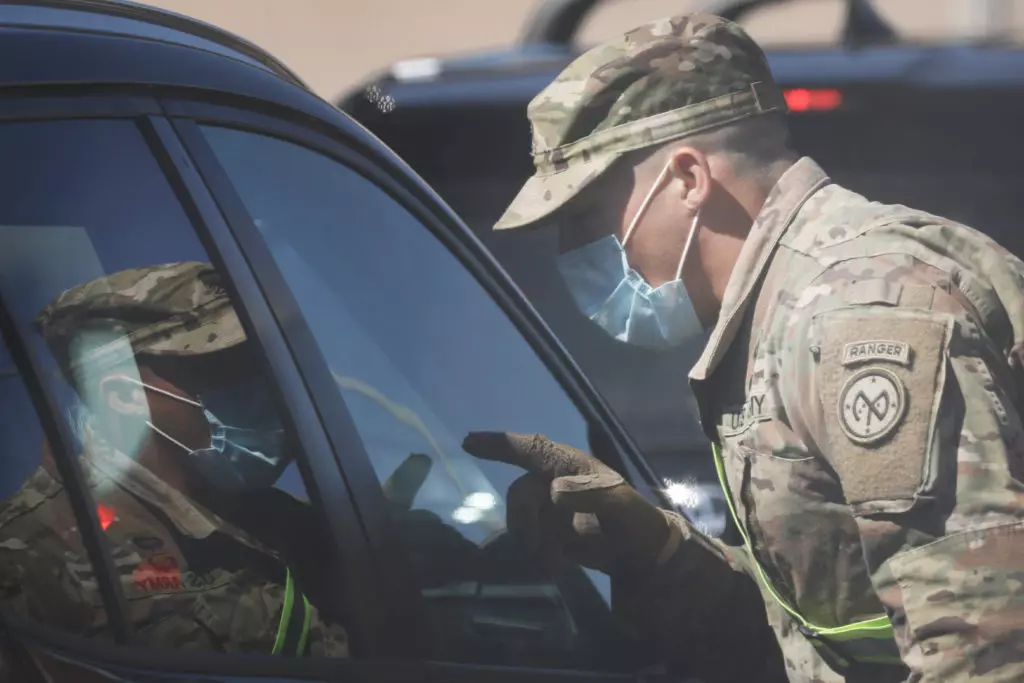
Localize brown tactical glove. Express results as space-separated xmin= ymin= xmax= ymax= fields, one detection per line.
xmin=464 ymin=433 xmax=789 ymax=683
xmin=461 ymin=432 xmax=681 ymax=577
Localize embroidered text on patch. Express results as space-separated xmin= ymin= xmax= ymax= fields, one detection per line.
xmin=720 ymin=393 xmax=771 ymax=436
xmin=838 ymin=367 xmax=907 ymax=445
xmin=841 ymin=340 xmax=911 ymax=367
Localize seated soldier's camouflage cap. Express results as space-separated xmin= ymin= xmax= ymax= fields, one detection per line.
xmin=495 ymin=13 xmax=786 ymax=231
xmin=34 ymin=261 xmax=246 ymax=380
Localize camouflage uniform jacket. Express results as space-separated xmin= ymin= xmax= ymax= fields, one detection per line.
xmin=616 ymin=157 xmax=1024 ymax=683
xmin=0 ymin=430 xmax=348 ymax=657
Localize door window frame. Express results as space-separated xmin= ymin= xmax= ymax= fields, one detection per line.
xmin=167 ymin=99 xmax=672 ymax=672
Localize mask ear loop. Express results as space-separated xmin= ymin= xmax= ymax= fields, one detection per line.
xmin=108 ymin=374 xmax=203 ymax=454
xmin=112 ymin=374 xmax=203 ymax=408
xmin=622 ymin=162 xmax=673 ymax=249
xmin=674 ymin=208 xmax=702 ymax=282
xmin=146 ymin=421 xmax=194 ymax=455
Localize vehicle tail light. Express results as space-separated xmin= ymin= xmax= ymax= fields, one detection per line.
xmin=784 ymin=88 xmax=843 ymax=112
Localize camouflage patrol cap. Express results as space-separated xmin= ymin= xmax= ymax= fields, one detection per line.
xmin=34 ymin=261 xmax=246 ymax=379
xmin=495 ymin=13 xmax=786 ymax=231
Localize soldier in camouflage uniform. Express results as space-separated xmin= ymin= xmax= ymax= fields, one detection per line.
xmin=0 ymin=262 xmax=348 ymax=656
xmin=463 ymin=14 xmax=1024 ymax=683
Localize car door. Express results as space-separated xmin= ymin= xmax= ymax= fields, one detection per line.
xmin=0 ymin=91 xmax=689 ymax=682
xmin=162 ymin=100 xmax=687 ymax=682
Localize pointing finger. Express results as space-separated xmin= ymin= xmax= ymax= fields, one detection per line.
xmin=462 ymin=432 xmax=605 ymax=478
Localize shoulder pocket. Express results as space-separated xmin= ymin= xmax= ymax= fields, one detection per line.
xmin=811 ymin=308 xmax=953 ymax=515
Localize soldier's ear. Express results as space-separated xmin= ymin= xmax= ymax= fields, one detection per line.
xmin=89 ymin=372 xmax=154 ymax=460
xmin=98 ymin=374 xmax=149 ymax=419
xmin=666 ymin=146 xmax=712 ymax=212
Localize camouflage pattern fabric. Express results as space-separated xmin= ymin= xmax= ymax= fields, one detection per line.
xmin=34 ymin=261 xmax=246 ymax=380
xmin=640 ymin=156 xmax=1024 ymax=682
xmin=0 ymin=426 xmax=348 ymax=657
xmin=494 ymin=13 xmax=786 ymax=230
xmin=493 ymin=8 xmax=1024 ymax=679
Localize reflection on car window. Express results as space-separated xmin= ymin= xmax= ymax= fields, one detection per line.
xmin=0 ymin=119 xmax=346 ymax=658
xmin=200 ymin=125 xmax=648 ymax=671
xmin=0 ymin=339 xmax=118 ymax=640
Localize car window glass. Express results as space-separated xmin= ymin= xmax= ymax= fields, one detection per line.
xmin=0 ymin=337 xmax=118 ymax=641
xmin=0 ymin=6 xmax=275 ymax=74
xmin=200 ymin=124 xmax=650 ymax=672
xmin=0 ymin=118 xmax=346 ymax=658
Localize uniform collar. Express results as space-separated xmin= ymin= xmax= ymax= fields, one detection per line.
xmin=689 ymin=157 xmax=831 ymax=382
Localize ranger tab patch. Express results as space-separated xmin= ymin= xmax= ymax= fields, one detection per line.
xmin=841 ymin=340 xmax=911 ymax=367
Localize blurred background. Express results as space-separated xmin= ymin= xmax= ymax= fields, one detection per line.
xmin=145 ymin=0 xmax=1024 ymax=101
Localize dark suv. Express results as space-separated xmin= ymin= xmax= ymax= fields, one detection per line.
xmin=0 ymin=1 xmax=706 ymax=681
xmin=339 ymin=0 xmax=1024 ymax=536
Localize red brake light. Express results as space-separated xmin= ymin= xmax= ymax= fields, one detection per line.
xmin=784 ymin=88 xmax=842 ymax=112
xmin=97 ymin=504 xmax=116 ymax=531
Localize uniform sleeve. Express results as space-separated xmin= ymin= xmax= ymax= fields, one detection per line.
xmin=788 ymin=288 xmax=1024 ymax=682
xmin=0 ymin=467 xmax=103 ymax=635
xmin=612 ymin=511 xmax=788 ymax=682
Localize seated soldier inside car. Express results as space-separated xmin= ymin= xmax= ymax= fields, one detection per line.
xmin=0 ymin=261 xmax=347 ymax=656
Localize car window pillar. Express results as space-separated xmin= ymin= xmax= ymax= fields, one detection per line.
xmin=0 ymin=290 xmax=132 ymax=644
xmin=152 ymin=114 xmax=425 ymax=659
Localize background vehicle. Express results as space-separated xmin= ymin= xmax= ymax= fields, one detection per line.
xmin=340 ymin=0 xmax=1024 ymax=536
xmin=0 ymin=1 xmax=724 ymax=680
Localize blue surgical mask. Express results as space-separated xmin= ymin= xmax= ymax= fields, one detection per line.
xmin=557 ymin=163 xmax=706 ymax=349
xmin=124 ymin=376 xmax=291 ymax=492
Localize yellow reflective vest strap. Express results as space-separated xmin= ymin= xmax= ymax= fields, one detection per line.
xmin=272 ymin=568 xmax=313 ymax=656
xmin=711 ymin=442 xmax=901 ymax=670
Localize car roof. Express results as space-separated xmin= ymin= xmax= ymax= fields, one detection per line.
xmin=2 ymin=0 xmax=307 ymax=82
xmin=0 ymin=1 xmax=459 ymax=245
xmin=0 ymin=2 xmax=351 ymax=128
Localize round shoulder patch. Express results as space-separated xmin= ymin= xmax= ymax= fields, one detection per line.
xmin=837 ymin=367 xmax=907 ymax=445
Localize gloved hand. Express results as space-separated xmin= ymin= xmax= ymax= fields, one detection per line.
xmin=461 ymin=432 xmax=681 ymax=577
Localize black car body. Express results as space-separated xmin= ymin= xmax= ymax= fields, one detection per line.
xmin=0 ymin=1 xmax=708 ymax=681
xmin=339 ymin=0 xmax=1024 ymax=535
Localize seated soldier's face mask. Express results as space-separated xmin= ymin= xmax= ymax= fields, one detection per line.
xmin=119 ymin=375 xmax=291 ymax=492
xmin=556 ymin=162 xmax=706 ymax=349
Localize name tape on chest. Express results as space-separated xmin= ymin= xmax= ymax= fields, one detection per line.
xmin=841 ymin=339 xmax=911 ymax=367
xmin=720 ymin=393 xmax=772 ymax=437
